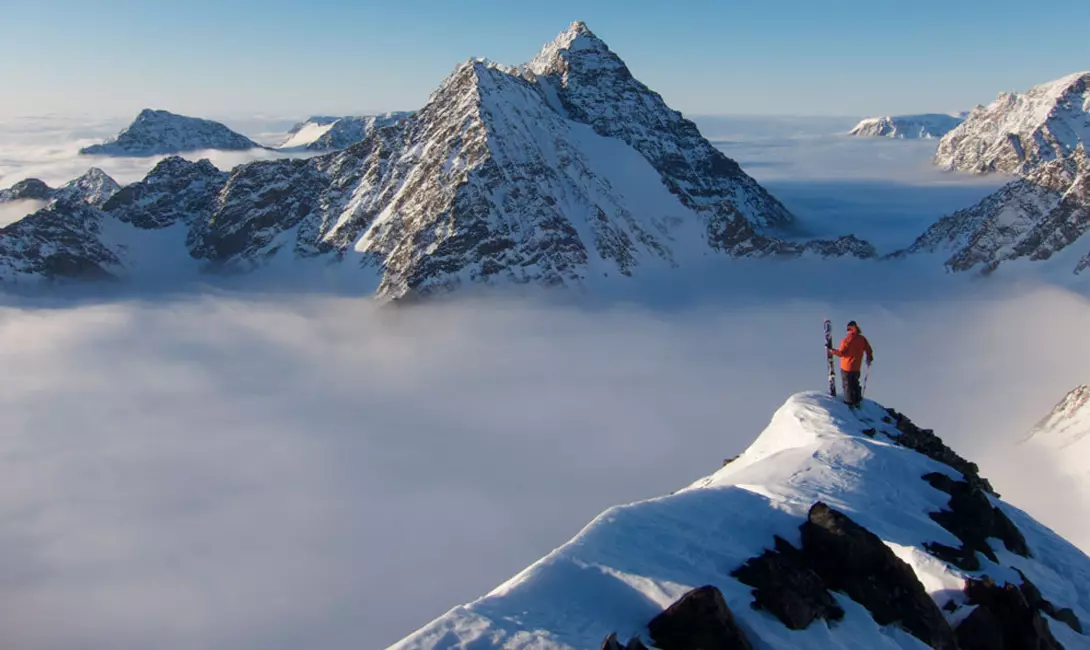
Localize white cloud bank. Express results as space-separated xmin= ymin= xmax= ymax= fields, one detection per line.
xmin=0 ymin=287 xmax=1087 ymax=649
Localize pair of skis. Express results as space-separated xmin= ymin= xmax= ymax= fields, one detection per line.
xmin=825 ymin=318 xmax=869 ymax=399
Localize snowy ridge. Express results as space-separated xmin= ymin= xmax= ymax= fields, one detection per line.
xmin=1 ymin=22 xmax=873 ymax=298
xmin=278 ymin=116 xmax=340 ymax=148
xmin=391 ymin=393 xmax=1090 ymax=649
xmin=849 ymin=114 xmax=964 ymax=139
xmin=935 ymin=72 xmax=1090 ymax=175
xmin=1026 ymin=385 xmax=1090 ymax=451
xmin=0 ymin=168 xmax=121 ymax=208
xmin=901 ymin=145 xmax=1090 ymax=274
xmin=80 ymin=109 xmax=264 ymax=156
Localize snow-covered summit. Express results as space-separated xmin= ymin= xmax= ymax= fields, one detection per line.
xmin=392 ymin=392 xmax=1090 ymax=649
xmin=80 ymin=109 xmax=264 ymax=156
xmin=935 ymin=71 xmax=1090 ymax=175
xmin=0 ymin=168 xmax=121 ymax=208
xmin=849 ymin=114 xmax=964 ymax=139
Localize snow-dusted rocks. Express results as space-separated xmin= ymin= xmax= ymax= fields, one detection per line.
xmin=278 ymin=115 xmax=341 ymax=148
xmin=901 ymin=145 xmax=1090 ymax=273
xmin=79 ymin=109 xmax=264 ymax=156
xmin=0 ymin=168 xmax=121 ymax=208
xmin=2 ymin=21 xmax=872 ymax=297
xmin=849 ymin=114 xmax=964 ymax=139
xmin=389 ymin=393 xmax=1090 ymax=650
xmin=0 ymin=201 xmax=124 ymax=283
xmin=935 ymin=72 xmax=1090 ymax=175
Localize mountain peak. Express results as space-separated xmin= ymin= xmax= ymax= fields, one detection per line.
xmin=527 ymin=20 xmax=614 ymax=76
xmin=1027 ymin=384 xmax=1090 ymax=449
xmin=80 ymin=109 xmax=262 ymax=157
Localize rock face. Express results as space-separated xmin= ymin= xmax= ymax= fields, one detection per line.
xmin=849 ymin=114 xmax=964 ymax=139
xmin=935 ymin=71 xmax=1090 ymax=175
xmin=900 ymin=144 xmax=1090 ymax=274
xmin=0 ymin=201 xmax=124 ymax=282
xmin=389 ymin=393 xmax=1090 ymax=650
xmin=1027 ymin=384 xmax=1090 ymax=449
xmin=80 ymin=109 xmax=263 ymax=156
xmin=2 ymin=22 xmax=873 ymax=296
xmin=647 ymin=586 xmax=753 ymax=650
xmin=0 ymin=169 xmax=121 ymax=209
xmin=957 ymin=576 xmax=1065 ymax=649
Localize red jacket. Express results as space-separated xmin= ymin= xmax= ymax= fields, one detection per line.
xmin=833 ymin=325 xmax=873 ymax=372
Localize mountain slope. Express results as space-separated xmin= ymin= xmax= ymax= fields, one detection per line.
xmin=1 ymin=22 xmax=874 ymax=297
xmin=278 ymin=113 xmax=414 ymax=150
xmin=391 ymin=393 xmax=1090 ymax=650
xmin=900 ymin=145 xmax=1090 ymax=274
xmin=1024 ymin=386 xmax=1090 ymax=491
xmin=849 ymin=114 xmax=964 ymax=139
xmin=0 ymin=168 xmax=121 ymax=208
xmin=80 ymin=109 xmax=264 ymax=156
xmin=935 ymin=72 xmax=1090 ymax=175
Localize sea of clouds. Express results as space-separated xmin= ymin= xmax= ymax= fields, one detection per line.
xmin=0 ymin=114 xmax=1086 ymax=649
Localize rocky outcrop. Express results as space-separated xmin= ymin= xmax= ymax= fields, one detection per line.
xmin=922 ymin=472 xmax=1029 ymax=571
xmin=600 ymin=632 xmax=649 ymax=650
xmin=956 ymin=576 xmax=1065 ymax=649
xmin=80 ymin=109 xmax=263 ymax=156
xmin=882 ymin=408 xmax=996 ymax=494
xmin=647 ymin=586 xmax=753 ymax=650
xmin=731 ymin=535 xmax=845 ymax=629
xmin=849 ymin=114 xmax=963 ymax=139
xmin=935 ymin=71 xmax=1090 ymax=175
xmin=0 ymin=178 xmax=52 ymax=202
xmin=103 ymin=157 xmax=227 ymax=229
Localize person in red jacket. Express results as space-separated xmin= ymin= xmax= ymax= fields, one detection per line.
xmin=829 ymin=320 xmax=873 ymax=407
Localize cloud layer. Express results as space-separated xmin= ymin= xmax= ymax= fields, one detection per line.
xmin=0 ymin=287 xmax=1087 ymax=649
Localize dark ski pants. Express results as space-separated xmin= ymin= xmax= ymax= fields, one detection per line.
xmin=842 ymin=370 xmax=862 ymax=407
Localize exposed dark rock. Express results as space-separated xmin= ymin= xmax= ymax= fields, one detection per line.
xmin=1015 ymin=569 xmax=1083 ymax=634
xmin=731 ymin=535 xmax=844 ymax=629
xmin=922 ymin=472 xmax=1030 ymax=565
xmin=801 ymin=503 xmax=958 ymax=650
xmin=923 ymin=540 xmax=981 ymax=571
xmin=960 ymin=576 xmax=1064 ymax=649
xmin=884 ymin=408 xmax=996 ymax=495
xmin=0 ymin=201 xmax=123 ymax=281
xmin=602 ymin=633 xmax=649 ymax=650
xmin=0 ymin=178 xmax=52 ymax=201
xmin=956 ymin=605 xmax=1008 ymax=650
xmin=943 ymin=599 xmax=959 ymax=614
xmin=862 ymin=427 xmax=877 ymax=437
xmin=647 ymin=585 xmax=753 ymax=650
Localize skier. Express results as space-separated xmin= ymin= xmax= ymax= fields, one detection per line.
xmin=828 ymin=320 xmax=873 ymax=408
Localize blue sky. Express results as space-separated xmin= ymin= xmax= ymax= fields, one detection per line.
xmin=1 ymin=0 xmax=1087 ymax=119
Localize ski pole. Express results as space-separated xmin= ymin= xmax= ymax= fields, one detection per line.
xmin=862 ymin=364 xmax=870 ymax=397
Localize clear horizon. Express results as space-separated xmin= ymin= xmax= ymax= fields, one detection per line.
xmin=2 ymin=0 xmax=1088 ymax=119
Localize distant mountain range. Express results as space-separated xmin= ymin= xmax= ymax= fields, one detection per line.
xmin=80 ymin=109 xmax=265 ymax=156
xmin=4 ymin=32 xmax=1090 ymax=294
xmin=849 ymin=114 xmax=964 ymax=139
xmin=0 ymin=21 xmax=873 ymax=294
xmin=0 ymin=168 xmax=120 ymax=208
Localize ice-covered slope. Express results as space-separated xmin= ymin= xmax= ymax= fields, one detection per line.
xmin=0 ymin=168 xmax=121 ymax=208
xmin=1 ymin=22 xmax=874 ymax=298
xmin=901 ymin=145 xmax=1090 ymax=274
xmin=80 ymin=109 xmax=264 ymax=156
xmin=849 ymin=114 xmax=964 ymax=139
xmin=278 ymin=115 xmax=340 ymax=148
xmin=1025 ymin=385 xmax=1090 ymax=487
xmin=392 ymin=392 xmax=1090 ymax=650
xmin=935 ymin=72 xmax=1090 ymax=175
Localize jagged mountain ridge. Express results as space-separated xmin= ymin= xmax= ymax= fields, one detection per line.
xmin=849 ymin=114 xmax=964 ymax=139
xmin=0 ymin=168 xmax=121 ymax=208
xmin=390 ymin=393 xmax=1090 ymax=650
xmin=935 ymin=72 xmax=1090 ymax=175
xmin=79 ymin=109 xmax=264 ymax=156
xmin=1 ymin=22 xmax=875 ymax=297
xmin=1028 ymin=385 xmax=1090 ymax=450
xmin=899 ymin=145 xmax=1090 ymax=274
xmin=278 ymin=112 xmax=414 ymax=150
xmin=849 ymin=114 xmax=963 ymax=139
